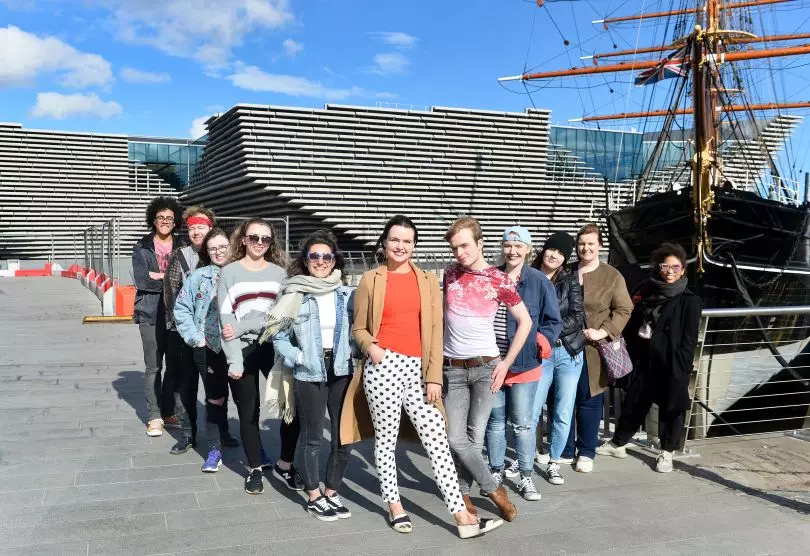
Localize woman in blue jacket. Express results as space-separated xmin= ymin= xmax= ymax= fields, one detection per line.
xmin=484 ymin=226 xmax=562 ymax=501
xmin=271 ymin=230 xmax=354 ymax=522
xmin=173 ymin=228 xmax=235 ymax=473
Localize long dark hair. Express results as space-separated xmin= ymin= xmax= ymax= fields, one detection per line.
xmin=288 ymin=229 xmax=345 ymax=282
xmin=374 ymin=215 xmax=419 ymax=262
xmin=197 ymin=228 xmax=230 ymax=268
xmin=229 ymin=218 xmax=286 ymax=265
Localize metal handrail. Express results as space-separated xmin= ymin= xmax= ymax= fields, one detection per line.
xmin=701 ymin=306 xmax=810 ymax=317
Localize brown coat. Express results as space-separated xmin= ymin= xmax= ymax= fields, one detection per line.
xmin=339 ymin=262 xmax=445 ymax=445
xmin=580 ymin=263 xmax=633 ymax=396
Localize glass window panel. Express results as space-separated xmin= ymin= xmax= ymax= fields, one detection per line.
xmin=157 ymin=144 xmax=169 ymax=161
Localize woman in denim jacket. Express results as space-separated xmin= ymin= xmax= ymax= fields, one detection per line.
xmin=272 ymin=230 xmax=354 ymax=522
xmin=173 ymin=228 xmax=237 ymax=473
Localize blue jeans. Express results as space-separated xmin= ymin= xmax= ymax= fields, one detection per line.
xmin=484 ymin=379 xmax=538 ymax=475
xmin=532 ymin=344 xmax=583 ymax=461
xmin=561 ymin=357 xmax=604 ymax=460
xmin=444 ymin=361 xmax=499 ymax=495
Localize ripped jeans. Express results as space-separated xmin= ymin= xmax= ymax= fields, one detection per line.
xmin=485 ymin=379 xmax=540 ymax=477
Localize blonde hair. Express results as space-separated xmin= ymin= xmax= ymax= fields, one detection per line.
xmin=444 ymin=216 xmax=483 ymax=243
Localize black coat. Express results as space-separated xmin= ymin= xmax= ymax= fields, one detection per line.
xmin=622 ymin=286 xmax=703 ymax=413
xmin=132 ymin=231 xmax=184 ymax=325
xmin=553 ymin=269 xmax=586 ymax=356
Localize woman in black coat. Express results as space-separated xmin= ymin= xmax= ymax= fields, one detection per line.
xmin=595 ymin=242 xmax=702 ymax=473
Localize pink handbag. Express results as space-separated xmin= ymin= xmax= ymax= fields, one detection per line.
xmin=597 ymin=336 xmax=633 ymax=380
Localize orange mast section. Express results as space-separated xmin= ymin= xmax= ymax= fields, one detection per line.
xmin=499 ymin=44 xmax=810 ymax=81
xmin=574 ymin=101 xmax=810 ymax=122
xmin=585 ymin=33 xmax=810 ymax=61
xmin=594 ymin=0 xmax=793 ymax=26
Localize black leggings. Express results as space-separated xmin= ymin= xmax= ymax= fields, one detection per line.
xmin=235 ymin=342 xmax=300 ymax=469
xmin=612 ymin=372 xmax=686 ymax=453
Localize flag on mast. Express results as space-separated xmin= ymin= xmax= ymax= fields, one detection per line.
xmin=634 ymin=45 xmax=689 ymax=86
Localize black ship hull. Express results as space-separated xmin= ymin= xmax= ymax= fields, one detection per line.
xmin=607 ymin=186 xmax=810 ymax=437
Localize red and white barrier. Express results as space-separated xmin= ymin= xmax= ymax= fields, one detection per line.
xmin=1 ymin=262 xmax=133 ymax=317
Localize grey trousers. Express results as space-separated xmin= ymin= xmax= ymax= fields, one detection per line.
xmin=139 ymin=323 xmax=172 ymax=421
xmin=444 ymin=360 xmax=500 ymax=495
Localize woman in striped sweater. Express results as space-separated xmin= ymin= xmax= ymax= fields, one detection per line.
xmin=218 ymin=218 xmax=301 ymax=494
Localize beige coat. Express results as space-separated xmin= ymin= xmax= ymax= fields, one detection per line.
xmin=339 ymin=262 xmax=445 ymax=445
xmin=580 ymin=263 xmax=633 ymax=397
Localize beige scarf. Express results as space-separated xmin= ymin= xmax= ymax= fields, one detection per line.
xmin=264 ymin=355 xmax=295 ymax=424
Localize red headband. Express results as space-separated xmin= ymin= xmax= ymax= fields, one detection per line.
xmin=186 ymin=216 xmax=212 ymax=227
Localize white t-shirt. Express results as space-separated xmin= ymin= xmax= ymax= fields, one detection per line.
xmin=315 ymin=291 xmax=337 ymax=349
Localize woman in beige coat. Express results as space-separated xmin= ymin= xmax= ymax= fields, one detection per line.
xmin=340 ymin=215 xmax=500 ymax=539
xmin=561 ymin=223 xmax=632 ymax=473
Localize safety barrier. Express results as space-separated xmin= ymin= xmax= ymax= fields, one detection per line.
xmin=681 ymin=306 xmax=810 ymax=447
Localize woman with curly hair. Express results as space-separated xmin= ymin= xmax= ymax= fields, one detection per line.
xmin=271 ymin=230 xmax=354 ymax=521
xmin=132 ymin=195 xmax=183 ymax=437
xmin=596 ymin=242 xmax=702 ymax=473
xmin=218 ymin=218 xmax=301 ymax=494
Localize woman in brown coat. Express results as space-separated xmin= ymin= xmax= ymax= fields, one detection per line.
xmin=560 ymin=223 xmax=633 ymax=473
xmin=340 ymin=215 xmax=499 ymax=539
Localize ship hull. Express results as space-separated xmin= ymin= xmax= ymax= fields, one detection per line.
xmin=607 ymin=187 xmax=810 ymax=436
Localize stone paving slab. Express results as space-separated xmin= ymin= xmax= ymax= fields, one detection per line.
xmin=1 ymin=277 xmax=809 ymax=555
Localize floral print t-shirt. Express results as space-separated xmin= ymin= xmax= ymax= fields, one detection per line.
xmin=443 ymin=263 xmax=522 ymax=358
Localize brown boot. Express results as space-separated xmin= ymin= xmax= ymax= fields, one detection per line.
xmin=462 ymin=494 xmax=478 ymax=517
xmin=488 ymin=485 xmax=517 ymax=521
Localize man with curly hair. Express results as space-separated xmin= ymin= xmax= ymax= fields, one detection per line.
xmin=133 ymin=196 xmax=184 ymax=437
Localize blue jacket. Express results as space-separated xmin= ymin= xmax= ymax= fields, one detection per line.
xmin=273 ymin=287 xmax=353 ymax=381
xmin=174 ymin=265 xmax=221 ymax=352
xmin=500 ymin=264 xmax=563 ymax=373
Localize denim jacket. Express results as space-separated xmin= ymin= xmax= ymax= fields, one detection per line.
xmin=174 ymin=265 xmax=221 ymax=352
xmin=273 ymin=286 xmax=353 ymax=381
xmin=499 ymin=264 xmax=563 ymax=373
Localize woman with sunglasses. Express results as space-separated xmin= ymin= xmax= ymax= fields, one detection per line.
xmin=218 ymin=219 xmax=300 ymax=494
xmin=596 ymin=242 xmax=701 ymax=473
xmin=173 ymin=228 xmax=237 ymax=472
xmin=269 ymin=230 xmax=354 ymax=521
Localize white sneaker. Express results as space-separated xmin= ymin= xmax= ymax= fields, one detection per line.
xmin=546 ymin=463 xmax=565 ymax=485
xmin=595 ymin=440 xmax=628 ymax=459
xmin=555 ymin=456 xmax=574 ymax=465
xmin=574 ymin=456 xmax=593 ymax=473
xmin=517 ymin=475 xmax=542 ymax=501
xmin=535 ymin=451 xmax=550 ymax=465
xmin=504 ymin=459 xmax=521 ymax=478
xmin=655 ymin=451 xmax=674 ymax=473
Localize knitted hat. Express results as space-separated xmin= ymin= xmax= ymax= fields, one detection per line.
xmin=541 ymin=231 xmax=575 ymax=261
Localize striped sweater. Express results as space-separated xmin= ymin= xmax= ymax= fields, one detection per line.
xmin=217 ymin=260 xmax=286 ymax=373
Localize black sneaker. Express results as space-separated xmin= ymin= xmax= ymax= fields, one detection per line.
xmin=307 ymin=496 xmax=339 ymax=522
xmin=245 ymin=469 xmax=264 ymax=494
xmin=325 ymin=494 xmax=352 ymax=519
xmin=221 ymin=433 xmax=240 ymax=448
xmin=169 ymin=436 xmax=195 ymax=455
xmin=272 ymin=464 xmax=304 ymax=491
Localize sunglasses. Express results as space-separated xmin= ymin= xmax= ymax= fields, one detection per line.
xmin=246 ymin=234 xmax=272 ymax=245
xmin=659 ymin=263 xmax=683 ymax=273
xmin=307 ymin=252 xmax=335 ymax=263
xmin=207 ymin=245 xmax=229 ymax=255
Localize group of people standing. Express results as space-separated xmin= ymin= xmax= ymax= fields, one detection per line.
xmin=132 ymin=196 xmax=702 ymax=539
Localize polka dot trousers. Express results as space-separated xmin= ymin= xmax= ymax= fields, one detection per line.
xmin=363 ymin=350 xmax=466 ymax=515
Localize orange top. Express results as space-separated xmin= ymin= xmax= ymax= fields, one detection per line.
xmin=377 ymin=270 xmax=422 ymax=358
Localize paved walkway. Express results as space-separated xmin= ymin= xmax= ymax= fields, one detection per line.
xmin=1 ymin=277 xmax=809 ymax=555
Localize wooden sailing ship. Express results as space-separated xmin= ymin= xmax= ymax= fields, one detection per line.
xmin=501 ymin=0 xmax=810 ymax=436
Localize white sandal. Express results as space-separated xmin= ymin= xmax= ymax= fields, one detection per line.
xmin=388 ymin=512 xmax=412 ymax=533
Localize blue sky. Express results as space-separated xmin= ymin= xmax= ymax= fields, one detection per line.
xmin=2 ymin=0 xmax=810 ymax=179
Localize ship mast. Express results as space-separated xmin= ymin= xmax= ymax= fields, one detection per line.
xmin=499 ymin=0 xmax=810 ymax=273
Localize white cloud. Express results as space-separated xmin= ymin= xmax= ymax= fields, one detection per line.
xmin=189 ymin=115 xmax=212 ymax=139
xmin=281 ymin=38 xmax=303 ymax=58
xmin=0 ymin=25 xmax=114 ymax=89
xmin=111 ymin=0 xmax=294 ymax=68
xmin=120 ymin=67 xmax=171 ymax=84
xmin=227 ymin=63 xmax=395 ymax=101
xmin=370 ymin=52 xmax=409 ymax=76
xmin=372 ymin=32 xmax=418 ymax=49
xmin=30 ymin=92 xmax=122 ymax=120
